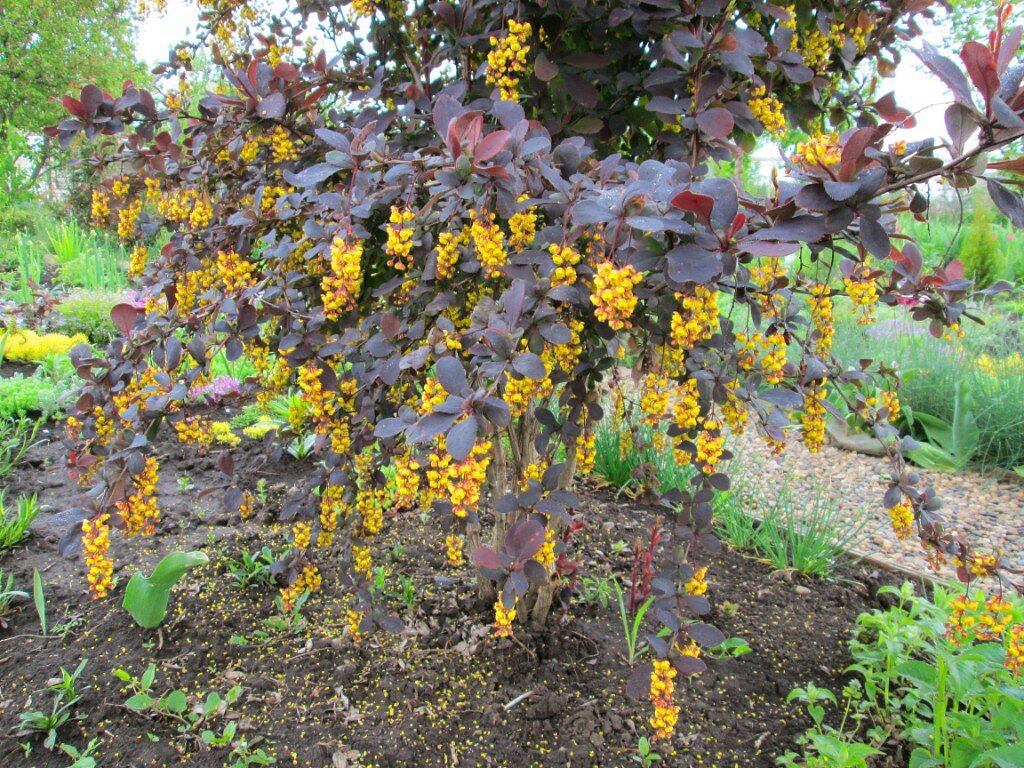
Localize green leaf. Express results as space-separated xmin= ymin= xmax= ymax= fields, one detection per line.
xmin=125 ymin=693 xmax=153 ymax=710
xmin=32 ymin=568 xmax=46 ymax=636
xmin=160 ymin=690 xmax=188 ymax=714
xmin=122 ymin=551 xmax=209 ymax=629
xmin=970 ymin=745 xmax=1024 ymax=768
xmin=140 ymin=664 xmax=156 ymax=692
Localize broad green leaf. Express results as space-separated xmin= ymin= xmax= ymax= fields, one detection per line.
xmin=122 ymin=551 xmax=208 ymax=629
xmin=160 ymin=690 xmax=188 ymax=714
xmin=125 ymin=693 xmax=153 ymax=710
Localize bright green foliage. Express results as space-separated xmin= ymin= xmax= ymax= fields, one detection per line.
xmin=56 ymin=290 xmax=122 ymax=342
xmin=0 ymin=0 xmax=144 ymax=193
xmin=47 ymin=220 xmax=128 ymax=291
xmin=0 ymin=375 xmax=65 ymax=418
xmin=784 ymin=583 xmax=1024 ymax=768
xmin=958 ymin=203 xmax=1007 ymax=288
xmin=0 ymin=492 xmax=39 ymax=550
xmin=122 ymin=551 xmax=210 ymax=629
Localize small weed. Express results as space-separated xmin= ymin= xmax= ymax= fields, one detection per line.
xmin=225 ymin=546 xmax=277 ymax=589
xmin=15 ymin=660 xmax=88 ymax=750
xmin=0 ymin=492 xmax=38 ymax=550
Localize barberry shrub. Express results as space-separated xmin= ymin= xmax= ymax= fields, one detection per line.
xmin=50 ymin=0 xmax=1024 ymax=738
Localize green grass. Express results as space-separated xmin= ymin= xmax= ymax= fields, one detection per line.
xmin=832 ymin=306 xmax=1024 ymax=472
xmin=0 ymin=493 xmax=39 ymax=550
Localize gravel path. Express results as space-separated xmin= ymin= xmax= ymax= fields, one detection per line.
xmin=727 ymin=426 xmax=1024 ymax=578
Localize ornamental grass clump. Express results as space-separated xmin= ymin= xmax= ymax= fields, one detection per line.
xmin=50 ymin=0 xmax=1024 ymax=741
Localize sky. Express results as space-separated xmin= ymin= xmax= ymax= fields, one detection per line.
xmin=135 ymin=2 xmax=951 ymax=144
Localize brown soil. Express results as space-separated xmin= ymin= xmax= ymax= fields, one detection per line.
xmin=0 ymin=433 xmax=910 ymax=768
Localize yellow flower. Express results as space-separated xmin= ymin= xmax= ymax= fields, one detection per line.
xmin=794 ymin=133 xmax=841 ymax=168
xmin=749 ymin=85 xmax=786 ymax=137
xmin=279 ymin=563 xmax=321 ymax=612
xmin=470 ymin=210 xmax=507 ymax=278
xmin=591 ymin=261 xmax=642 ymax=330
xmin=486 ymin=20 xmax=532 ymax=101
xmin=493 ymin=597 xmax=517 ymax=637
xmin=649 ymin=659 xmax=679 ymax=741
xmin=82 ymin=514 xmax=114 ymax=599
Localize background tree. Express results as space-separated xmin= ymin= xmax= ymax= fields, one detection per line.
xmin=0 ymin=0 xmax=146 ymax=197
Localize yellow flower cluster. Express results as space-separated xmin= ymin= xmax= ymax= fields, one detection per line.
xmin=576 ymin=429 xmax=596 ymax=475
xmin=685 ymin=566 xmax=708 ymax=596
xmin=129 ymin=245 xmax=148 ymax=279
xmin=649 ymin=659 xmax=679 ymax=741
xmin=211 ymin=421 xmax=241 ymax=446
xmin=2 ymin=329 xmax=88 ymax=363
xmin=91 ymin=190 xmax=110 ymax=224
xmin=799 ymin=23 xmax=846 ymax=72
xmin=347 ymin=608 xmax=365 ymax=643
xmin=549 ymin=243 xmax=582 ymax=286
xmin=144 ymin=177 xmax=161 ymax=202
xmin=640 ymin=373 xmax=670 ymax=428
xmin=509 ymin=195 xmax=538 ymax=250
xmin=880 ymin=390 xmax=900 ymax=421
xmin=592 ymin=261 xmax=642 ymax=330
xmin=493 ymin=597 xmax=517 ymax=637
xmin=357 ymin=486 xmax=386 ymax=536
xmin=888 ymin=498 xmax=913 ymax=540
xmin=695 ymin=421 xmax=725 ymax=473
xmin=82 ymin=514 xmax=114 ymax=599
xmin=470 ymin=210 xmax=507 ymax=278
xmin=736 ymin=331 xmax=786 ymax=384
xmin=673 ymin=378 xmax=701 ymax=431
xmin=750 ymin=258 xmax=786 ymax=318
xmin=426 ymin=436 xmax=492 ymax=518
xmin=942 ymin=323 xmax=966 ymax=342
xmin=239 ymin=490 xmax=254 ymax=521
xmin=808 ymin=282 xmax=834 ymax=353
xmin=280 ymin=563 xmax=322 ymax=612
xmin=243 ymin=420 xmax=278 ymax=439
xmin=350 ymin=0 xmax=375 ymax=18
xmin=721 ymin=380 xmax=748 ymax=434
xmin=216 ymin=249 xmax=256 ymax=294
xmin=386 ymin=206 xmax=416 ymax=271
xmin=849 ymin=21 xmax=873 ymax=52
xmin=446 ymin=534 xmax=464 ymax=567
xmin=323 ymin=238 xmax=364 ymax=320
xmin=486 ymin=20 xmax=532 ymax=101
xmin=844 ymin=260 xmax=879 ymax=324
xmin=976 ymin=352 xmax=1024 ymax=377
xmin=270 ymin=125 xmax=298 ymax=162
xmin=175 ymin=416 xmax=215 ymax=454
xmin=435 ymin=227 xmax=468 ymax=280
xmin=749 ymin=85 xmax=786 ymax=137
xmin=536 ymin=526 xmax=557 ymax=569
xmin=159 ymin=189 xmax=213 ymax=230
xmin=1007 ymin=624 xmax=1024 ymax=675
xmin=419 ymin=377 xmax=448 ymax=413
xmin=801 ymin=380 xmax=828 ymax=453
xmin=319 ymin=484 xmax=347 ymax=547
xmin=671 ymin=286 xmax=718 ymax=347
xmin=794 ymin=133 xmax=842 ymax=169
xmin=392 ymin=450 xmax=421 ymax=511
xmin=353 ymin=544 xmax=372 ymax=577
xmin=118 ymin=199 xmax=142 ymax=241
xmin=118 ymin=456 xmax=160 ymax=536
xmin=293 ymin=520 xmax=312 ymax=550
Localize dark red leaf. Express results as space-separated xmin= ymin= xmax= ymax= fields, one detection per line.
xmin=960 ymin=41 xmax=999 ymax=104
xmin=474 ymin=130 xmax=510 ymax=162
xmin=111 ymin=303 xmax=139 ymax=335
xmin=471 ymin=547 xmax=503 ymax=570
xmin=695 ymin=108 xmax=734 ymax=138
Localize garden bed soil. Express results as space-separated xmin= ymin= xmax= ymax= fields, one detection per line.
xmin=0 ymin=434 xmax=912 ymax=768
